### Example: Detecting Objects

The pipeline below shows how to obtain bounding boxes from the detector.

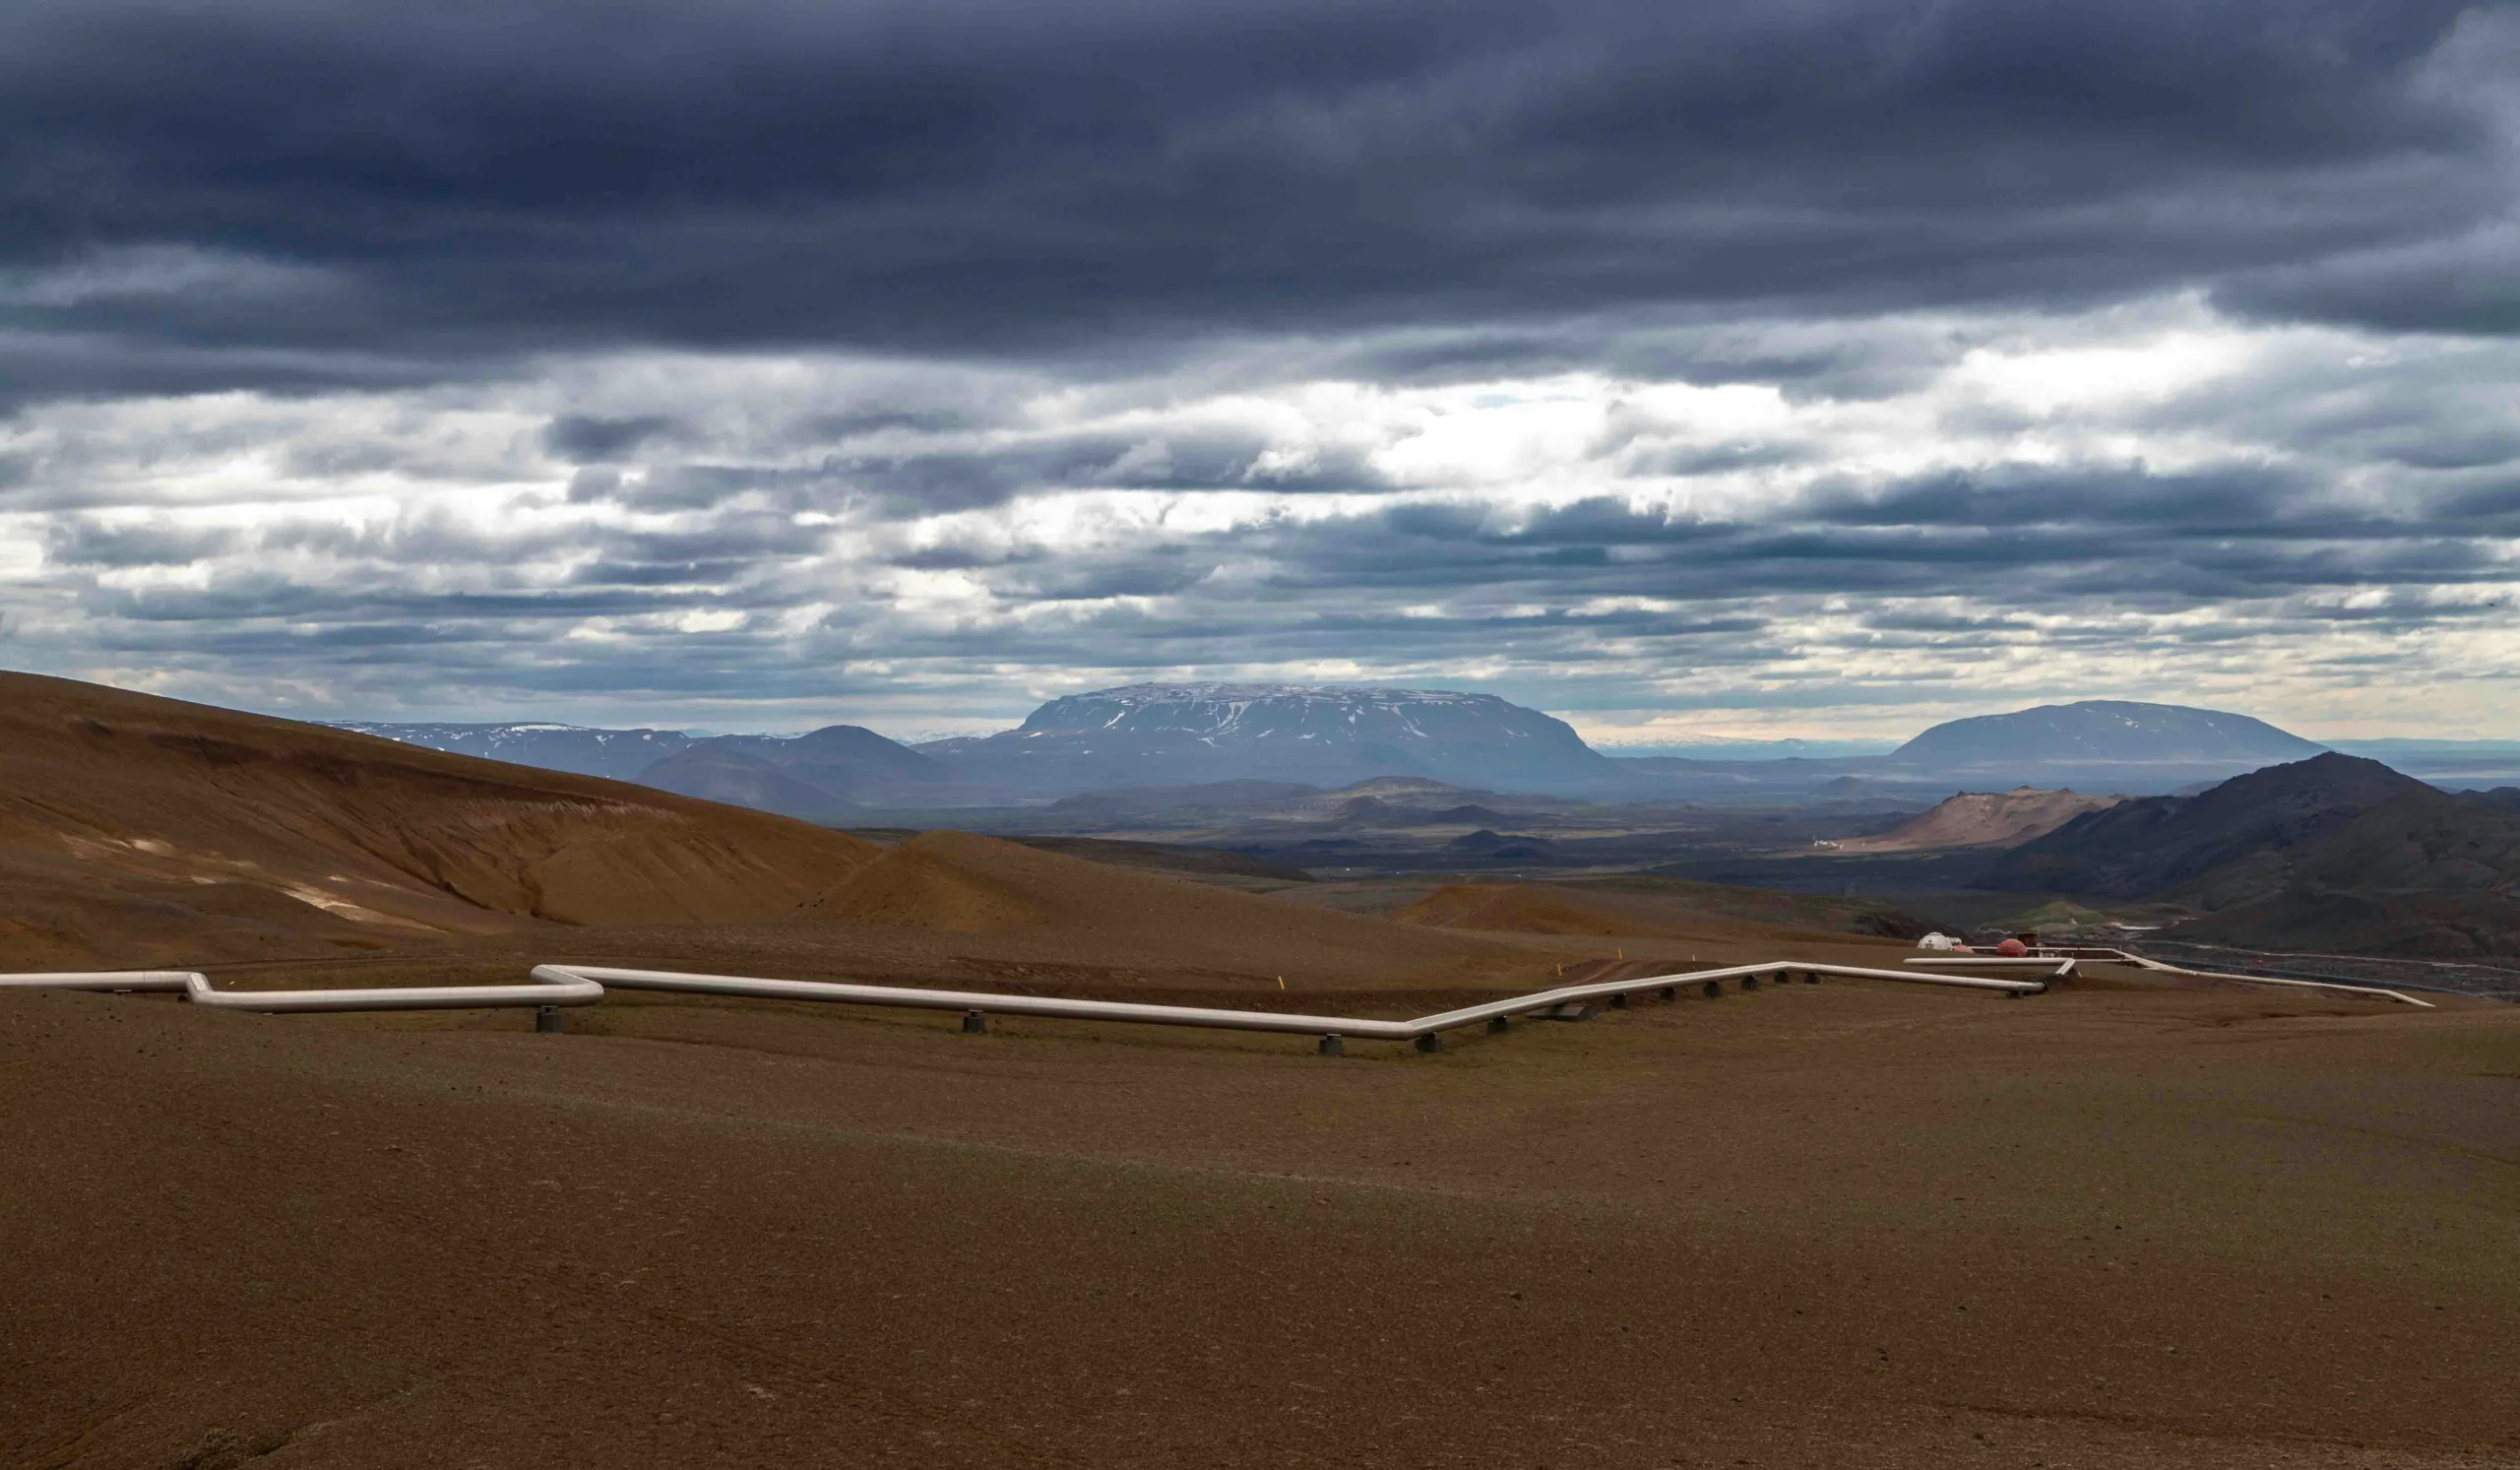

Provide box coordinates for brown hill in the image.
[1395,883,1657,936]
[1010,836,1315,884]
[798,831,1531,991]
[1391,877,1934,945]
[810,833,1053,932]
[1836,786,2122,852]
[0,671,880,968]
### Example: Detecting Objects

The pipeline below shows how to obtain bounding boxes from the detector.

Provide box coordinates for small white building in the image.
[1917,931,1963,951]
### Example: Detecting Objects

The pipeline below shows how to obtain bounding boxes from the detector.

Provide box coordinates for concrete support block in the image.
[962,1009,987,1034]
[1414,1033,1444,1054]
[1486,1015,1512,1034]
[1318,1033,1345,1055]
[1657,986,1678,1001]
[1803,971,1821,984]
[1607,992,1629,1010]
[1742,973,1761,991]
[535,1005,563,1034]
[1702,980,1722,998]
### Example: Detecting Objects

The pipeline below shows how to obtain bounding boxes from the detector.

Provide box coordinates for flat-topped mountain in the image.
[1894,700,2324,769]
[916,683,1612,794]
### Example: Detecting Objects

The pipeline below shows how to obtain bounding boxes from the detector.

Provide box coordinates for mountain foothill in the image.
[1992,752,2520,957]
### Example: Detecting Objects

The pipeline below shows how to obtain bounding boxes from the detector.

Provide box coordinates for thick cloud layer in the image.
[7,0,2514,379]
[3,1,2517,737]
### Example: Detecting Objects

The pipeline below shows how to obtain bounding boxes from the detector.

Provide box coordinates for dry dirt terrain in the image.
[5,972,2517,1469]
[6,677,2520,1467]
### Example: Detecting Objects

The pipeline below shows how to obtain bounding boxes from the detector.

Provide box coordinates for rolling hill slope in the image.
[0,672,881,967]
[796,831,1534,991]
[1986,752,2520,954]
[1991,753,2429,899]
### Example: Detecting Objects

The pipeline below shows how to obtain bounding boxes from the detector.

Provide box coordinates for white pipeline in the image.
[1905,949,2432,1008]
[0,956,2048,1045]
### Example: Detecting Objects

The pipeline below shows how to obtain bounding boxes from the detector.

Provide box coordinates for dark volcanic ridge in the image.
[1990,753,2520,957]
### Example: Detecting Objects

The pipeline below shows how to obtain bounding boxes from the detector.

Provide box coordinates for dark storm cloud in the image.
[2222,224,2520,335]
[3,0,2512,401]
[1191,461,2520,618]
[545,415,679,463]
[41,520,240,568]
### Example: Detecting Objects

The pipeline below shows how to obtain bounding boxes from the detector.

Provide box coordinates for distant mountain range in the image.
[275,691,2520,958]
[640,726,988,818]
[338,687,2520,822]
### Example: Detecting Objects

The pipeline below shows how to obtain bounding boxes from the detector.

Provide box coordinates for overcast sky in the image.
[5,0,2518,743]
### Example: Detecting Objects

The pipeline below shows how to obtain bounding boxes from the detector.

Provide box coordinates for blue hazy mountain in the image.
[915,682,1613,795]
[642,726,973,817]
[1891,701,2326,769]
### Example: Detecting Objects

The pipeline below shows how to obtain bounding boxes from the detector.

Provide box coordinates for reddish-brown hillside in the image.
[1391,878,1930,947]
[801,831,1533,991]
[0,672,880,967]
[1835,786,2123,852]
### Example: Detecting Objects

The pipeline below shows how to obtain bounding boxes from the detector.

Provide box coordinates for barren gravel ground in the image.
[6,971,2517,1469]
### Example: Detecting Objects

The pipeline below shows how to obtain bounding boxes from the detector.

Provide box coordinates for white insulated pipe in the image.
[0,957,2044,1042]
[0,967,602,1012]
[1904,949,2433,1007]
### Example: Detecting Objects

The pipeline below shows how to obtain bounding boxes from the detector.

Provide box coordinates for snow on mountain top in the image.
[1047,682,1497,707]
